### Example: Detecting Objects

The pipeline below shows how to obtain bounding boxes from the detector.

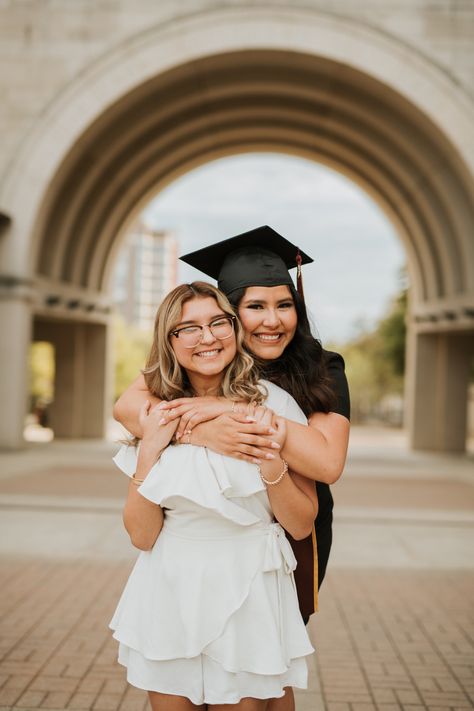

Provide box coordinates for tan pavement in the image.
[0,427,473,711]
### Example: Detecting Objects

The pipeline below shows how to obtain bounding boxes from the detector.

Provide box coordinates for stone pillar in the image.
[35,319,111,438]
[0,291,32,449]
[81,322,111,438]
[406,328,474,452]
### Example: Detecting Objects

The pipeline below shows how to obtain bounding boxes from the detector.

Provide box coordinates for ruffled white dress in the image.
[110,381,314,705]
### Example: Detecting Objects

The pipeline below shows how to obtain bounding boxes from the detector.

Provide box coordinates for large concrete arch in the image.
[1,5,473,449]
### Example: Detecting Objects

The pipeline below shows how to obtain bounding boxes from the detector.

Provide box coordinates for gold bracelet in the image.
[131,473,145,485]
[259,459,288,486]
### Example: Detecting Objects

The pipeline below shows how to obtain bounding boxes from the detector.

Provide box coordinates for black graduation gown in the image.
[286,350,350,622]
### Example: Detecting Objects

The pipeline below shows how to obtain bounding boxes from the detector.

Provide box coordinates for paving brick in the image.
[15,690,47,708]
[63,664,94,679]
[421,691,471,705]
[435,677,464,692]
[40,691,73,708]
[371,689,397,703]
[67,692,99,709]
[93,694,124,710]
[0,687,22,705]
[395,690,422,704]
[28,677,78,694]
[102,680,127,695]
[77,679,105,694]
[117,687,148,711]
[1,676,34,693]
[326,692,373,703]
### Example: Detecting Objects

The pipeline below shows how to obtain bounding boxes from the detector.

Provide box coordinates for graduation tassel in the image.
[296,249,305,301]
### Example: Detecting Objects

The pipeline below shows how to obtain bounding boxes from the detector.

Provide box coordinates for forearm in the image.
[123,444,163,550]
[261,459,317,540]
[114,389,160,438]
[281,419,348,484]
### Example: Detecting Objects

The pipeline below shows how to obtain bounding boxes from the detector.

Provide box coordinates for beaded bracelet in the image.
[259,459,288,486]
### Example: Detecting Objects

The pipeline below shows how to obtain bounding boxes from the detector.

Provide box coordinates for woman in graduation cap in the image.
[114,226,350,709]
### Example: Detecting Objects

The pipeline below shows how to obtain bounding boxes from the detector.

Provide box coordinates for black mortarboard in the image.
[180,225,313,297]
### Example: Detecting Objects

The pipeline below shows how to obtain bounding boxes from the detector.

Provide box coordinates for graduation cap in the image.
[180,225,313,298]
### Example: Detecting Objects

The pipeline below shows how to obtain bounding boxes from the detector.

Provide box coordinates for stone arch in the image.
[0,5,473,448]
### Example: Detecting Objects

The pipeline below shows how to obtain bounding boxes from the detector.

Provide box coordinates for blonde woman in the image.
[110,281,317,711]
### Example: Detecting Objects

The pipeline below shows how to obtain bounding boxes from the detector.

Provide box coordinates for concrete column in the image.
[81,322,111,438]
[406,328,474,452]
[35,319,111,438]
[0,294,32,449]
[49,322,85,437]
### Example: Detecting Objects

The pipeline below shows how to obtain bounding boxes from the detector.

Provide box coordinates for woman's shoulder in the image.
[258,380,307,425]
[322,348,346,370]
[321,349,351,420]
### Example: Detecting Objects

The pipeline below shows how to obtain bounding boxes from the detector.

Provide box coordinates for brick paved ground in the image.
[313,570,474,711]
[0,428,473,711]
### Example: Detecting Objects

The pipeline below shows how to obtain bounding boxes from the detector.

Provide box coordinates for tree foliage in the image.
[29,341,54,406]
[332,286,407,424]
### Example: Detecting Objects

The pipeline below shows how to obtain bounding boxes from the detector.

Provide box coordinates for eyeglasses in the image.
[170,315,236,348]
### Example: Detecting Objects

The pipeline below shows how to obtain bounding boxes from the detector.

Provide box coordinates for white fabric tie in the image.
[262,523,297,575]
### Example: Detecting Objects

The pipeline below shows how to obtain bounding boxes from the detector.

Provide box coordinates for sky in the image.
[139,153,406,345]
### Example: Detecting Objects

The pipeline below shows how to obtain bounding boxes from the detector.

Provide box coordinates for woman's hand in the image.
[255,408,288,458]
[156,396,233,439]
[138,400,180,458]
[190,412,281,464]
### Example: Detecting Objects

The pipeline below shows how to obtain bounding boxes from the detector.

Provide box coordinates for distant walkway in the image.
[0,427,473,710]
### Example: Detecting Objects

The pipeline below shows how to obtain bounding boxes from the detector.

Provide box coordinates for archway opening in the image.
[10,48,473,450]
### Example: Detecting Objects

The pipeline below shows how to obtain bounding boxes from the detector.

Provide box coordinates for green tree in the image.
[377,289,407,377]
[29,341,55,407]
[334,285,407,424]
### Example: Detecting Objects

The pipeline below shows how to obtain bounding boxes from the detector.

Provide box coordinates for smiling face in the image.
[237,285,298,360]
[170,296,237,394]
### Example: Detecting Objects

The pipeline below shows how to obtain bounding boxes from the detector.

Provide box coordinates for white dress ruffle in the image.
[110,381,314,705]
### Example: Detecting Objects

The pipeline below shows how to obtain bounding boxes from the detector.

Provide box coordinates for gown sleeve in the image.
[323,349,351,421]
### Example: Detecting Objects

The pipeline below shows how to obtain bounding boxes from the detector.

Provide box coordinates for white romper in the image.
[110,381,314,705]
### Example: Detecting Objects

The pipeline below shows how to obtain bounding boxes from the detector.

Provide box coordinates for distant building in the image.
[113,223,178,330]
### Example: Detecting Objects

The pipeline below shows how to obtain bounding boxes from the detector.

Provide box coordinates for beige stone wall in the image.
[0,0,473,186]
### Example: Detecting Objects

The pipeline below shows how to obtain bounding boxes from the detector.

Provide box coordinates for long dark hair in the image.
[227,284,336,417]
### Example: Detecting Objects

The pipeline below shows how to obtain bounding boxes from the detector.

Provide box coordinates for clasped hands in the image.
[145,396,286,464]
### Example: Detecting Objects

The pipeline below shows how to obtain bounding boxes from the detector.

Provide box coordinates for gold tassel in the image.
[296,250,305,300]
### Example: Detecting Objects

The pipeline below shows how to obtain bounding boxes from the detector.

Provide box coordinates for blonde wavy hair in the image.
[142,282,264,405]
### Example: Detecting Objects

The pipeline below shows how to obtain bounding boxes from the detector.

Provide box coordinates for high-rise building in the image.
[113,223,178,330]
